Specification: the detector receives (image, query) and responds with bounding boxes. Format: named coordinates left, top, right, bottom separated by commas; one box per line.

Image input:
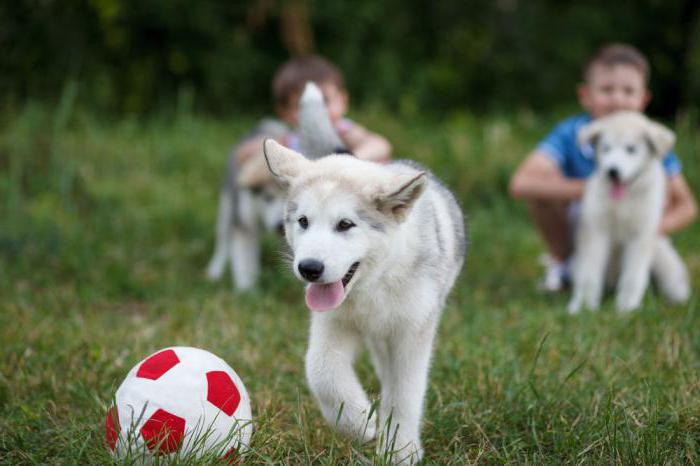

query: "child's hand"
left=338, top=122, right=392, bottom=163
left=334, top=119, right=354, bottom=136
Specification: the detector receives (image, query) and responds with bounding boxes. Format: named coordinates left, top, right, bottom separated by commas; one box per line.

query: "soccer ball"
left=105, top=346, right=252, bottom=461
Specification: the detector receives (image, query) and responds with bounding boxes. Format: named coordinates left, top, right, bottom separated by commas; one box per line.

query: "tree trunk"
left=280, top=0, right=314, bottom=56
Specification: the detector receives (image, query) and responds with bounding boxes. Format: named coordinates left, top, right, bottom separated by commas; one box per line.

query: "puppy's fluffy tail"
left=299, top=82, right=349, bottom=159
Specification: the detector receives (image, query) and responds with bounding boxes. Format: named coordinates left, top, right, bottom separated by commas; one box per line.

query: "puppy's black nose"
left=607, top=168, right=620, bottom=183
left=298, top=259, right=324, bottom=282
left=276, top=222, right=285, bottom=236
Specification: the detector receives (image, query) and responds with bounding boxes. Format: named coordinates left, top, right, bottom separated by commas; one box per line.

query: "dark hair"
left=272, top=55, right=345, bottom=108
left=583, top=43, right=650, bottom=83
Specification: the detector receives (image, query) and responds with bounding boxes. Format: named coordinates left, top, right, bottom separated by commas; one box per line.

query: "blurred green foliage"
left=2, top=0, right=699, bottom=116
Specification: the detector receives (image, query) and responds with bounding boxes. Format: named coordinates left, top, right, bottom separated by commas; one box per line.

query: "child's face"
left=577, top=64, right=650, bottom=119
left=277, top=82, right=348, bottom=125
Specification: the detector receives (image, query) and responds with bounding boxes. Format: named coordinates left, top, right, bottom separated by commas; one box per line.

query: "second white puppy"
left=568, top=111, right=690, bottom=313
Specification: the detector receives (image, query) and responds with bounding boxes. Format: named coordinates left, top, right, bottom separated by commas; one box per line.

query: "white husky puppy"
left=206, top=83, right=348, bottom=290
left=262, top=138, right=466, bottom=463
left=568, top=111, right=690, bottom=313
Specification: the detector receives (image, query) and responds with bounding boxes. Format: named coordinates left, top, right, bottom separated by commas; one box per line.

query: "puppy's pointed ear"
left=374, top=172, right=426, bottom=222
left=643, top=120, right=675, bottom=157
left=577, top=120, right=606, bottom=148
left=263, top=139, right=310, bottom=187
left=237, top=152, right=272, bottom=187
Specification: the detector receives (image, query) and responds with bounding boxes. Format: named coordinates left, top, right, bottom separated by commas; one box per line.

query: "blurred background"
left=3, top=0, right=700, bottom=117
left=2, top=0, right=699, bottom=298
left=3, top=3, right=700, bottom=463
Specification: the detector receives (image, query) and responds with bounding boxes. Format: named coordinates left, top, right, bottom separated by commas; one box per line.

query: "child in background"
left=207, top=55, right=391, bottom=290
left=234, top=55, right=391, bottom=165
left=509, top=43, right=697, bottom=291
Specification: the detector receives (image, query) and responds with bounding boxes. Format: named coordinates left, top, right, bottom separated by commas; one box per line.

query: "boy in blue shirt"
left=510, top=43, right=697, bottom=291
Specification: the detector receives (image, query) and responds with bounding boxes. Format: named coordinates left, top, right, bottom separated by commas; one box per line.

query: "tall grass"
left=1, top=102, right=699, bottom=464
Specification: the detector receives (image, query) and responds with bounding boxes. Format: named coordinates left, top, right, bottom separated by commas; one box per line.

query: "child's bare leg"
left=526, top=199, right=573, bottom=261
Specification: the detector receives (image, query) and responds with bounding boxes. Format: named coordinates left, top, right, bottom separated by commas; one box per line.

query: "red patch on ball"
left=140, top=408, right=186, bottom=453
left=206, top=371, right=241, bottom=416
left=105, top=406, right=120, bottom=451
left=223, top=446, right=241, bottom=465
left=136, top=349, right=180, bottom=380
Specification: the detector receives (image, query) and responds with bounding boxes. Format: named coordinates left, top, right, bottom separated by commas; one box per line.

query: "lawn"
left=1, top=101, right=699, bottom=464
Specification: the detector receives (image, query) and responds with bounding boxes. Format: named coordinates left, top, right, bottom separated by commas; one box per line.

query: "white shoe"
left=537, top=254, right=569, bottom=292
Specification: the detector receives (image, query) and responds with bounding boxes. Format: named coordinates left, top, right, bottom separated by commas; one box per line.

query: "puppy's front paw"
left=615, top=298, right=639, bottom=313
left=615, top=291, right=641, bottom=313
left=567, top=296, right=583, bottom=314
left=326, top=402, right=377, bottom=443
left=360, top=415, right=377, bottom=443
left=378, top=436, right=423, bottom=465
left=351, top=406, right=378, bottom=443
left=568, top=293, right=601, bottom=314
left=206, top=260, right=225, bottom=281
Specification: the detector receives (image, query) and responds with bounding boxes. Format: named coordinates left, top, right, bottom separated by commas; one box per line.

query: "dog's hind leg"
left=305, top=316, right=377, bottom=443
left=206, top=190, right=233, bottom=281
left=230, top=226, right=260, bottom=291
left=652, top=236, right=690, bottom=304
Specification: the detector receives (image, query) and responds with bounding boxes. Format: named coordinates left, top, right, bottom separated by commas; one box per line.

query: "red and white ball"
left=105, top=347, right=252, bottom=461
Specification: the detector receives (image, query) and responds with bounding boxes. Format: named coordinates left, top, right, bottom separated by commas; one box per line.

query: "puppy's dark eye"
left=625, top=145, right=637, bottom=155
left=336, top=219, right=356, bottom=232
left=298, top=216, right=309, bottom=229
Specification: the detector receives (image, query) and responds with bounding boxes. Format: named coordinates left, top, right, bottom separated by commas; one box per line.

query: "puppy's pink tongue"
left=305, top=281, right=345, bottom=312
left=610, top=184, right=625, bottom=200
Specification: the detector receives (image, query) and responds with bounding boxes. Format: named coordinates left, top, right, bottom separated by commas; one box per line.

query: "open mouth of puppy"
left=609, top=180, right=626, bottom=200
left=606, top=168, right=628, bottom=200
left=305, top=262, right=360, bottom=312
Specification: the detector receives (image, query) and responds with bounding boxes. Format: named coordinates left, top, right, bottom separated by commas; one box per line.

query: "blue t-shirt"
left=536, top=113, right=682, bottom=179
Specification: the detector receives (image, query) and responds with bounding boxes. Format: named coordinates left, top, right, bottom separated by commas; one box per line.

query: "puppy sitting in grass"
left=568, top=111, right=690, bottom=313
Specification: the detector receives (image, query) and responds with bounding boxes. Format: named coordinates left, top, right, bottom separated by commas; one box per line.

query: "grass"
left=1, top=100, right=699, bottom=464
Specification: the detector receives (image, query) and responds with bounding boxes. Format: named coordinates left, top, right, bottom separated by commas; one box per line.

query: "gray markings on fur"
left=285, top=201, right=299, bottom=224
left=393, top=159, right=468, bottom=262
left=430, top=202, right=446, bottom=256
left=358, top=209, right=387, bottom=232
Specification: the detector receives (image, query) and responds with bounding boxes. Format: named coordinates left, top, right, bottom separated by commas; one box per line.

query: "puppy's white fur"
left=264, top=140, right=466, bottom=464
left=568, top=111, right=690, bottom=313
